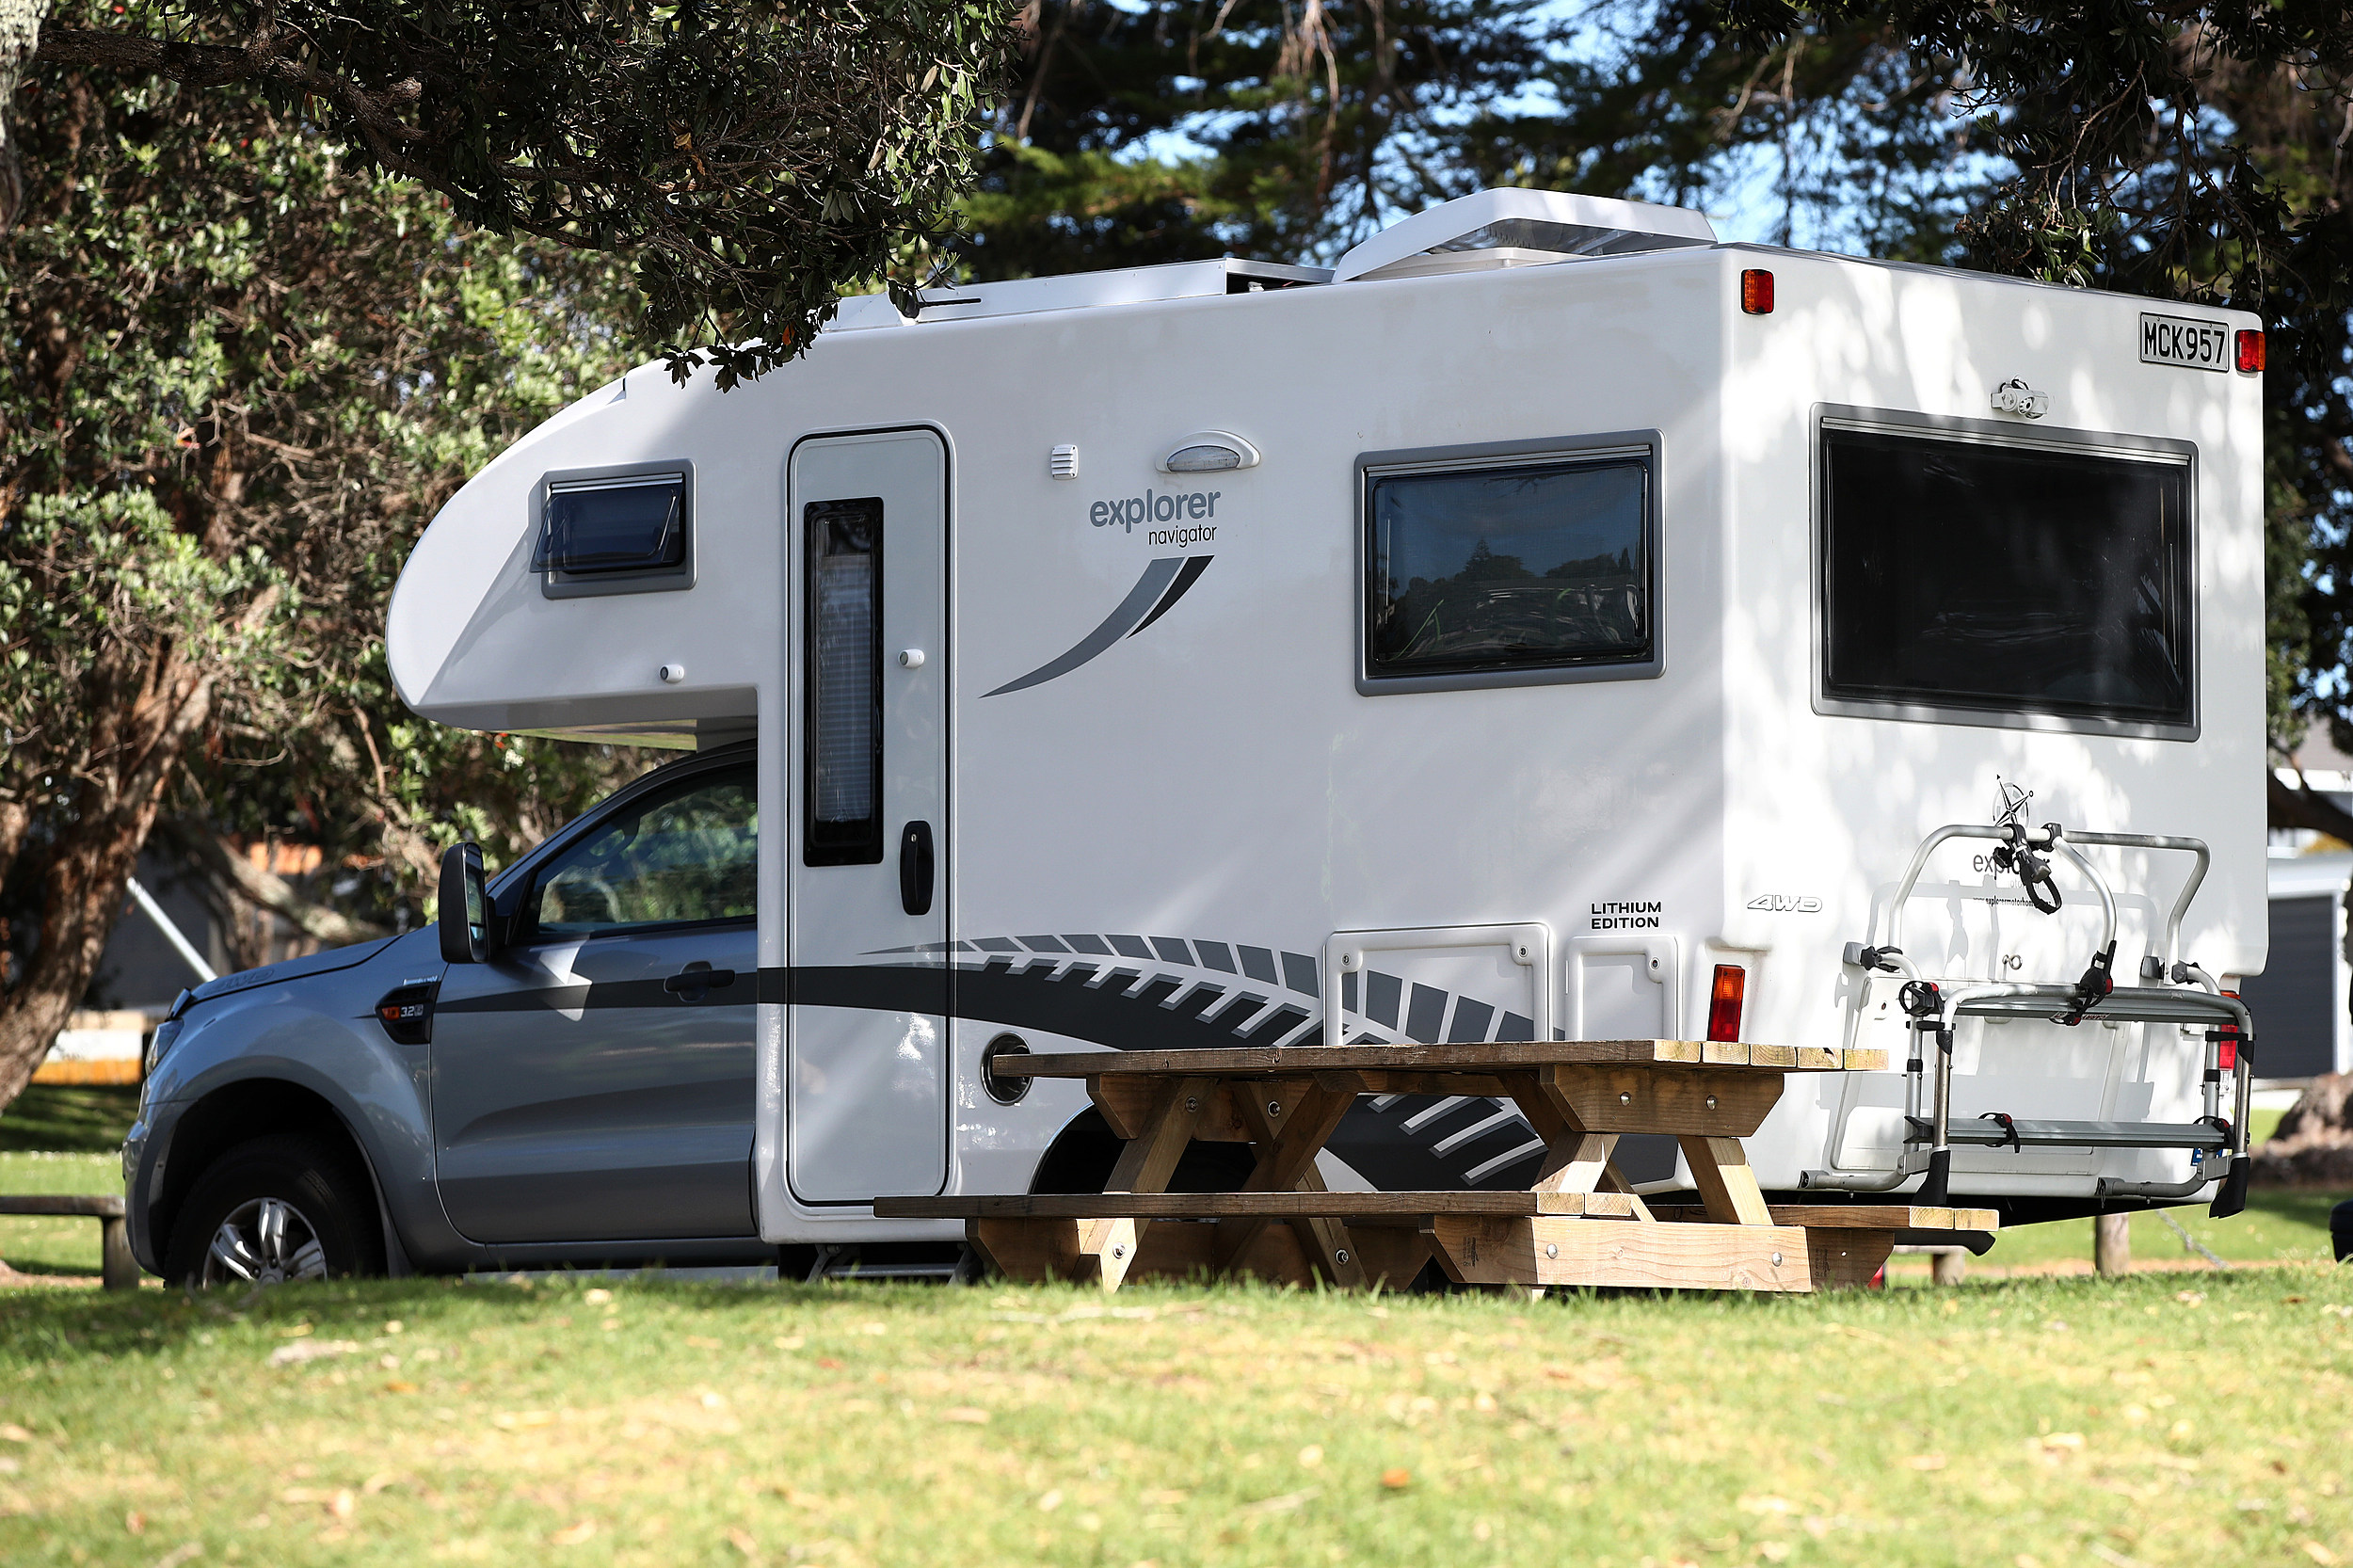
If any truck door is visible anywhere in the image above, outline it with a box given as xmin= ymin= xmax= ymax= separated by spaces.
xmin=430 ymin=754 xmax=760 ymax=1243
xmin=785 ymin=429 xmax=951 ymax=1203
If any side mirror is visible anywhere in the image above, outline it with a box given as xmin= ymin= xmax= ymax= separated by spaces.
xmin=438 ymin=842 xmax=490 ymax=964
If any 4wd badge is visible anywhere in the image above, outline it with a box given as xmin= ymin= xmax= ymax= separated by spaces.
xmin=1747 ymin=894 xmax=1822 ymax=914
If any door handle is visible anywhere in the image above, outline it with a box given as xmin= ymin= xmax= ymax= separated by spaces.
xmin=900 ymin=820 xmax=936 ymax=917
xmin=664 ymin=965 xmax=738 ymax=999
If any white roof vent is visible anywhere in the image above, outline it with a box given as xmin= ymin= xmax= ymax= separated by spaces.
xmin=1332 ymin=188 xmax=1716 ymax=284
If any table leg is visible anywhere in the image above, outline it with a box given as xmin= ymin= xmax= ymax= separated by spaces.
xmin=1677 ymin=1135 xmax=1774 ymax=1226
xmin=1503 ymin=1075 xmax=1654 ymax=1218
xmin=1213 ymin=1082 xmax=1359 ymax=1279
xmin=1082 ymin=1074 xmax=1216 ymax=1290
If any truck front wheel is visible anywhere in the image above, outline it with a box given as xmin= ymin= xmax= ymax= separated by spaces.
xmin=165 ymin=1134 xmax=387 ymax=1288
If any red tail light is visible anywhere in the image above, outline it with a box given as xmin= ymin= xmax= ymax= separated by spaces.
xmin=2235 ymin=329 xmax=2265 ymax=373
xmin=1739 ymin=269 xmax=1774 ymax=315
xmin=1707 ymin=965 xmax=1747 ymax=1043
xmin=2217 ymin=988 xmax=2241 ymax=1070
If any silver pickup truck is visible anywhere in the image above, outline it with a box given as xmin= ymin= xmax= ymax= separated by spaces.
xmin=123 ymin=742 xmax=792 ymax=1286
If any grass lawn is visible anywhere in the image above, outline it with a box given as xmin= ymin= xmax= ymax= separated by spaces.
xmin=0 ymin=1154 xmax=123 ymax=1280
xmin=0 ymin=1268 xmax=2347 ymax=1567
xmin=0 ymin=1086 xmax=139 ymax=1155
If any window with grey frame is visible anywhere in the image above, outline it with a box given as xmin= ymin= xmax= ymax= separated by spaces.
xmin=804 ymin=498 xmax=885 ymax=866
xmin=535 ymin=472 xmax=688 ymax=580
xmin=1365 ymin=454 xmax=1654 ymax=681
xmin=1818 ymin=424 xmax=2194 ymax=731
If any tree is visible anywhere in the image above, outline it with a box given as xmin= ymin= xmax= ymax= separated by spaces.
xmin=959 ymin=0 xmax=1555 ymax=280
xmin=0 ymin=1 xmax=1027 ymax=1118
xmin=0 ymin=56 xmax=658 ymax=1109
xmin=10 ymin=2 xmax=1019 ymax=383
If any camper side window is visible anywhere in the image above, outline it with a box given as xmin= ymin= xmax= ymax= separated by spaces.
xmin=805 ymin=498 xmax=885 ymax=866
xmin=1818 ymin=423 xmax=2194 ymax=733
xmin=1364 ymin=454 xmax=1653 ymax=684
xmin=530 ymin=767 xmax=758 ymax=939
xmin=535 ymin=473 xmax=688 ymax=576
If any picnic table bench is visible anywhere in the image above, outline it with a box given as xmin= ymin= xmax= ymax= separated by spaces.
xmin=0 ymin=1192 xmax=139 ymax=1289
xmin=875 ymin=1039 xmax=1995 ymax=1293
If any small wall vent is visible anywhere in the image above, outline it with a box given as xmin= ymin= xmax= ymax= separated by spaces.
xmin=1049 ymin=444 xmax=1080 ymax=480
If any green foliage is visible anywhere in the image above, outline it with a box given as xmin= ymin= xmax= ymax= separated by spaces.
xmin=958 ymin=1 xmax=1557 ymax=280
xmin=0 ymin=48 xmax=653 ymax=976
xmin=32 ymin=1 xmax=1025 ymax=386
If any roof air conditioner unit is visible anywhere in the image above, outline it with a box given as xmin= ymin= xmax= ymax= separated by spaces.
xmin=1332 ymin=188 xmax=1716 ymax=284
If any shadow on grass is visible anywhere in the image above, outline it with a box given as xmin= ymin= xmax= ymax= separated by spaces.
xmin=0 ymin=1264 xmax=2336 ymax=1369
xmin=0 ymin=1084 xmax=140 ymax=1153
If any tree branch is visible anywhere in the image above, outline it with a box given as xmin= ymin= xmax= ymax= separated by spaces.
xmin=2267 ymin=767 xmax=2353 ymax=845
xmin=183 ymin=826 xmax=389 ymax=948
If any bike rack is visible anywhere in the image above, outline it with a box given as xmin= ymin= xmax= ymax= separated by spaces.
xmin=1801 ymin=818 xmax=2253 ymax=1218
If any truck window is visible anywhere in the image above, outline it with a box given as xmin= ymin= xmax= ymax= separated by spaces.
xmin=1819 ymin=423 xmax=2193 ymax=731
xmin=1364 ymin=455 xmax=1652 ymax=682
xmin=533 ymin=767 xmax=758 ymax=938
xmin=805 ymin=498 xmax=885 ymax=866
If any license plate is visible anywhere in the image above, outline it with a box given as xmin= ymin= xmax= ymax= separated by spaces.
xmin=2139 ymin=312 xmax=2231 ymax=373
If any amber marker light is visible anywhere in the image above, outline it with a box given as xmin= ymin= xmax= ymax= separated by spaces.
xmin=1739 ymin=268 xmax=1775 ymax=314
xmin=1706 ymin=964 xmax=1747 ymax=1044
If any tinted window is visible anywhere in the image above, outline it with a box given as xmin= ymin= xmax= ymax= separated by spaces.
xmin=1821 ymin=426 xmax=2192 ymax=728
xmin=533 ymin=768 xmax=757 ymax=937
xmin=536 ymin=475 xmax=686 ymax=575
xmin=805 ymin=498 xmax=884 ymax=865
xmin=1367 ymin=457 xmax=1650 ymax=680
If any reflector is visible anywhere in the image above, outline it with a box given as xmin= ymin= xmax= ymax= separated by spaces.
xmin=1739 ymin=269 xmax=1774 ymax=315
xmin=2235 ymin=329 xmax=2265 ymax=373
xmin=1707 ymin=964 xmax=1747 ymax=1043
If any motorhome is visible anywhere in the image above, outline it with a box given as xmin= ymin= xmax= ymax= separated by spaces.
xmin=123 ymin=189 xmax=2265 ymax=1285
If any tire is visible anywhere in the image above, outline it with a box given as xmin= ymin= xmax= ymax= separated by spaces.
xmin=165 ymin=1134 xmax=387 ymax=1288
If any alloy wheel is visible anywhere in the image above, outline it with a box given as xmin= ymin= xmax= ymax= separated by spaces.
xmin=201 ymin=1196 xmax=328 ymax=1287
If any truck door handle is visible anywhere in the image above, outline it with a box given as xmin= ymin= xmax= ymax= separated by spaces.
xmin=900 ymin=820 xmax=935 ymax=917
xmin=663 ymin=965 xmax=737 ymax=999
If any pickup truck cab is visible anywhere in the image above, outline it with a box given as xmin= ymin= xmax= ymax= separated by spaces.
xmin=124 ymin=742 xmax=776 ymax=1283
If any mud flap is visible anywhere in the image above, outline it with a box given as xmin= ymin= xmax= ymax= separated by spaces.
xmin=2207 ymin=1154 xmax=2249 ymax=1220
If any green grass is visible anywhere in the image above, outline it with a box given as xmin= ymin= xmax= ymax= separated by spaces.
xmin=0 ymin=1154 xmax=121 ymax=1279
xmin=1 ymin=1270 xmax=2349 ymax=1566
xmin=1902 ymin=1190 xmax=2351 ymax=1279
xmin=0 ymin=1085 xmax=139 ymax=1154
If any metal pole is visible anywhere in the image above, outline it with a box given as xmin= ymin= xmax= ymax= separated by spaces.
xmin=125 ymin=875 xmax=217 ymax=984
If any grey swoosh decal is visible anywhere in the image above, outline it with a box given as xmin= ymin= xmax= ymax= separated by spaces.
xmin=983 ymin=556 xmax=1186 ymax=697
xmin=1128 ymin=554 xmax=1214 ymax=638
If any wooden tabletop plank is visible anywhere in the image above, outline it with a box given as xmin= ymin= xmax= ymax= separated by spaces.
xmin=873 ymin=1191 xmax=1637 ymax=1221
xmin=993 ymin=1041 xmax=1885 ymax=1079
xmin=1650 ymin=1203 xmax=1999 ymax=1232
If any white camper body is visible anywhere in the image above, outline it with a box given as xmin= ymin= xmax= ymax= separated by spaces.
xmin=389 ymin=190 xmax=2268 ymax=1241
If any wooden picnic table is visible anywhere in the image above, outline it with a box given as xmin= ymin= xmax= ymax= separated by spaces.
xmin=875 ymin=1039 xmax=1995 ymax=1294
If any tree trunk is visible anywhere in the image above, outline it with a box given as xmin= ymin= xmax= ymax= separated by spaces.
xmin=0 ymin=0 xmax=46 ymax=229
xmin=0 ymin=641 xmax=211 ymax=1112
xmin=2267 ymin=768 xmax=2353 ymax=844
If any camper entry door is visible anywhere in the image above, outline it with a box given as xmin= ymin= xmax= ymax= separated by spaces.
xmin=784 ymin=429 xmax=952 ymax=1203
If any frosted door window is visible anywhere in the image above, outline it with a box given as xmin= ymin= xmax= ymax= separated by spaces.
xmin=805 ymin=498 xmax=885 ymax=865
